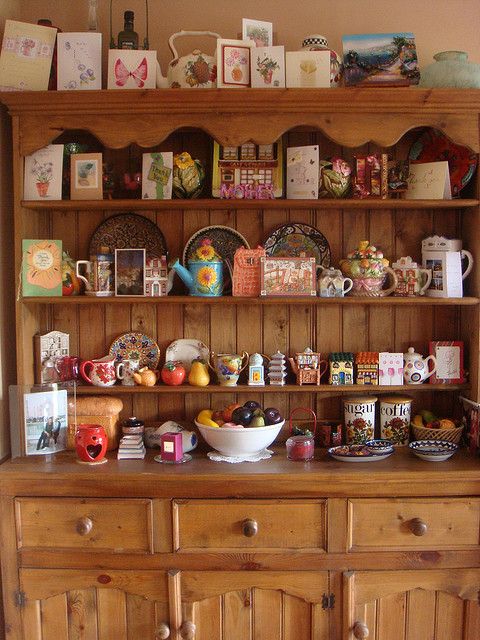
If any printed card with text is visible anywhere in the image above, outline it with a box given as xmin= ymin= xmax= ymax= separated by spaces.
xmin=142 ymin=152 xmax=173 ymax=199
xmin=406 ymin=161 xmax=452 ymax=199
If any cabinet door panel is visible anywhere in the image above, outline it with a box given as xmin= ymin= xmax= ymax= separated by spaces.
xmin=97 ymin=589 xmax=127 ymax=639
xmin=67 ymin=588 xmax=98 ymax=639
xmin=435 ymin=591 xmax=464 ymax=640
xmin=41 ymin=593 xmax=69 ymax=638
xmin=223 ymin=590 xmax=251 ymax=640
xmin=405 ymin=589 xmax=436 ymax=640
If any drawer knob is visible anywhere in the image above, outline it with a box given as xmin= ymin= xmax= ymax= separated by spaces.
xmin=76 ymin=516 xmax=93 ymax=536
xmin=180 ymin=621 xmax=196 ymax=639
xmin=353 ymin=621 xmax=369 ymax=638
xmin=408 ymin=517 xmax=428 ymax=536
xmin=242 ymin=519 xmax=258 ymax=537
xmin=155 ymin=622 xmax=170 ymax=639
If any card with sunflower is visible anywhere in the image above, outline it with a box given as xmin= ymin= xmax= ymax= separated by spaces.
xmin=22 ymin=239 xmax=62 ymax=297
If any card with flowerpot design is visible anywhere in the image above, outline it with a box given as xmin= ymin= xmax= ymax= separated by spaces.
xmin=250 ymin=46 xmax=285 ymax=88
xmin=24 ymin=144 xmax=64 ymax=201
xmin=242 ymin=19 xmax=273 ymax=47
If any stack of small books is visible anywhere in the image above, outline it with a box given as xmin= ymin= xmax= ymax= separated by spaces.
xmin=117 ymin=434 xmax=146 ymax=459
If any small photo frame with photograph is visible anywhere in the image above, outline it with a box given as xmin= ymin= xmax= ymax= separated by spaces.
xmin=260 ymin=256 xmax=317 ymax=296
xmin=115 ymin=248 xmax=146 ymax=296
xmin=242 ymin=18 xmax=273 ymax=47
xmin=217 ymin=39 xmax=253 ymax=88
xmin=428 ymin=340 xmax=465 ymax=384
xmin=70 ymin=152 xmax=103 ymax=200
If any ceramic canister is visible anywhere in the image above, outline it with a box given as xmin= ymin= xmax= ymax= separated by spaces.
xmin=343 ymin=396 xmax=377 ymax=444
xmin=380 ymin=395 xmax=413 ymax=446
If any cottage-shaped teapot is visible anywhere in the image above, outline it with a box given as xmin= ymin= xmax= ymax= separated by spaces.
xmin=156 ymin=30 xmax=221 ymax=88
xmin=403 ymin=347 xmax=437 ymax=384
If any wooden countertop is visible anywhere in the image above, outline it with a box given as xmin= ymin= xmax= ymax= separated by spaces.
xmin=0 ymin=447 xmax=478 ymax=498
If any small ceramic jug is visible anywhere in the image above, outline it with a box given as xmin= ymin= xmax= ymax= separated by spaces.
xmin=209 ymin=351 xmax=249 ymax=386
xmin=80 ymin=356 xmax=118 ymax=387
xmin=317 ymin=267 xmax=353 ymax=297
xmin=392 ymin=256 xmax=432 ymax=296
xmin=403 ymin=347 xmax=437 ymax=384
xmin=115 ymin=358 xmax=140 ymax=386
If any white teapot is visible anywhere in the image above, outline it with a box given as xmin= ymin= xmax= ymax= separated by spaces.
xmin=156 ymin=30 xmax=221 ymax=88
xmin=403 ymin=347 xmax=437 ymax=384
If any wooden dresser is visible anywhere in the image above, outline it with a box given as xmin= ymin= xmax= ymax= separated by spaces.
xmin=1 ymin=88 xmax=480 ymax=638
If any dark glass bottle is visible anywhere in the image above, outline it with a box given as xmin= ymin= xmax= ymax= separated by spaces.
xmin=117 ymin=10 xmax=138 ymax=50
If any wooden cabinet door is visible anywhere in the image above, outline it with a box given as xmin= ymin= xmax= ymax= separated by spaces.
xmin=19 ymin=569 xmax=170 ymax=640
xmin=344 ymin=569 xmax=480 ymax=640
xmin=174 ymin=570 xmax=332 ymax=640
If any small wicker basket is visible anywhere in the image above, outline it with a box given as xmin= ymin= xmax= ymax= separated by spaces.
xmin=411 ymin=423 xmax=464 ymax=444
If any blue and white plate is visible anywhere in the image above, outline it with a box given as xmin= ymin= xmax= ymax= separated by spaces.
xmin=328 ymin=444 xmax=394 ymax=463
xmin=409 ymin=440 xmax=458 ymax=462
xmin=365 ymin=439 xmax=394 ymax=453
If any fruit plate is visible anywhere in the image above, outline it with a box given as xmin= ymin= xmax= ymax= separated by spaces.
xmin=328 ymin=444 xmax=394 ymax=462
xmin=195 ymin=420 xmax=284 ymax=458
xmin=109 ymin=332 xmax=160 ymax=369
xmin=409 ymin=440 xmax=459 ymax=462
xmin=165 ymin=338 xmax=209 ymax=373
xmin=263 ymin=222 xmax=331 ymax=268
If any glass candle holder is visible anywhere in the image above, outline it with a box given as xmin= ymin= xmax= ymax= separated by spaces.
xmin=286 ymin=434 xmax=315 ymax=461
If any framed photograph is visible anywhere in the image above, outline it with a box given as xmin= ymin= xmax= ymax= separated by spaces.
xmin=342 ymin=32 xmax=420 ymax=87
xmin=70 ymin=152 xmax=103 ymax=200
xmin=115 ymin=248 xmax=146 ymax=296
xmin=22 ymin=388 xmax=68 ymax=456
xmin=242 ymin=18 xmax=273 ymax=47
xmin=285 ymin=51 xmax=331 ymax=88
xmin=429 ymin=340 xmax=465 ymax=384
xmin=217 ymin=39 xmax=253 ymax=88
xmin=260 ymin=256 xmax=316 ymax=296
xmin=24 ymin=144 xmax=64 ymax=200
xmin=251 ymin=45 xmax=285 ymax=88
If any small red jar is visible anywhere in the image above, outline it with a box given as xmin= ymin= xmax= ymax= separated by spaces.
xmin=286 ymin=407 xmax=317 ymax=461
xmin=75 ymin=424 xmax=108 ymax=464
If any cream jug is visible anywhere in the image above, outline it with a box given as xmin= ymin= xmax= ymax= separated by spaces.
xmin=422 ymin=236 xmax=473 ymax=297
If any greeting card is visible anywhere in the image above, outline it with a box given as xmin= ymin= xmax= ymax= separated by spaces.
xmin=251 ymin=46 xmax=285 ymax=88
xmin=23 ymin=144 xmax=64 ymax=201
xmin=107 ymin=50 xmax=157 ymax=89
xmin=217 ymin=39 xmax=253 ymax=88
xmin=429 ymin=341 xmax=465 ymax=384
xmin=242 ymin=19 xmax=273 ymax=47
xmin=285 ymin=51 xmax=330 ymax=88
xmin=405 ymin=161 xmax=452 ymax=199
xmin=0 ymin=20 xmax=57 ymax=91
xmin=57 ymin=32 xmax=102 ymax=90
xmin=378 ymin=352 xmax=404 ymax=385
xmin=286 ymin=145 xmax=319 ymax=199
xmin=142 ymin=152 xmax=173 ymax=199
xmin=22 ymin=239 xmax=63 ymax=297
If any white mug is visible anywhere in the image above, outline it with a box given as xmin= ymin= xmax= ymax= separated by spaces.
xmin=115 ymin=359 xmax=140 ymax=386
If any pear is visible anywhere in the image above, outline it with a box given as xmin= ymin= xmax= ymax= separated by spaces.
xmin=250 ymin=414 xmax=266 ymax=427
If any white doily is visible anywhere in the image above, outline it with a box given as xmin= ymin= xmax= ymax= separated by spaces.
xmin=207 ymin=448 xmax=273 ymax=463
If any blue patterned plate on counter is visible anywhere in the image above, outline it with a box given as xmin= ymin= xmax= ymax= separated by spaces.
xmin=328 ymin=444 xmax=394 ymax=462
xmin=409 ymin=440 xmax=458 ymax=462
xmin=109 ymin=332 xmax=160 ymax=369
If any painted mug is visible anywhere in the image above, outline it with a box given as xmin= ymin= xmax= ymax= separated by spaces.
xmin=115 ymin=358 xmax=140 ymax=386
xmin=80 ymin=356 xmax=117 ymax=387
xmin=209 ymin=351 xmax=249 ymax=386
xmin=75 ymin=423 xmax=108 ymax=464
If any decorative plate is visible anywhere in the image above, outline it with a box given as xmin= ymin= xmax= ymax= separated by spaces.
xmin=365 ymin=439 xmax=394 ymax=453
xmin=109 ymin=332 xmax=160 ymax=369
xmin=89 ymin=213 xmax=167 ymax=258
xmin=409 ymin=440 xmax=458 ymax=462
xmin=328 ymin=444 xmax=394 ymax=462
xmin=263 ymin=222 xmax=331 ymax=267
xmin=182 ymin=225 xmax=250 ymax=292
xmin=165 ymin=338 xmax=210 ymax=373
xmin=408 ymin=130 xmax=477 ymax=197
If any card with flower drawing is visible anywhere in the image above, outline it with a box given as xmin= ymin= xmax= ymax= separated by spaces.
xmin=57 ymin=32 xmax=102 ymax=90
xmin=217 ymin=39 xmax=253 ymax=88
xmin=22 ymin=239 xmax=63 ymax=297
xmin=23 ymin=144 xmax=64 ymax=200
xmin=250 ymin=46 xmax=285 ymax=88
xmin=242 ymin=19 xmax=273 ymax=47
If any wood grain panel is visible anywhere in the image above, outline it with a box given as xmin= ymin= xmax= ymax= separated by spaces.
xmin=377 ymin=591 xmax=406 ymax=640
xmin=126 ymin=593 xmax=155 ymax=640
xmin=194 ymin=596 xmax=221 ymax=640
xmin=283 ymin=593 xmax=311 ymax=640
xmin=21 ymin=601 xmax=41 ymax=640
xmin=435 ymin=591 xmax=464 ymax=640
xmin=253 ymin=589 xmax=282 ymax=640
xmin=67 ymin=589 xmax=98 ymax=640
xmin=405 ymin=588 xmax=435 ymax=640
xmin=223 ymin=590 xmax=252 ymax=640
xmin=97 ymin=589 xmax=127 ymax=640
xmin=40 ymin=593 xmax=68 ymax=638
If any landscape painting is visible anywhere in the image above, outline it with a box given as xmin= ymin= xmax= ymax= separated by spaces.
xmin=342 ymin=33 xmax=420 ymax=87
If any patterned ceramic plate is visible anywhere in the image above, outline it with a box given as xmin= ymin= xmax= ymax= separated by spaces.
xmin=409 ymin=440 xmax=458 ymax=462
xmin=263 ymin=222 xmax=331 ymax=267
xmin=109 ymin=332 xmax=160 ymax=369
xmin=165 ymin=338 xmax=210 ymax=373
xmin=409 ymin=129 xmax=478 ymax=197
xmin=89 ymin=213 xmax=167 ymax=258
xmin=328 ymin=444 xmax=394 ymax=462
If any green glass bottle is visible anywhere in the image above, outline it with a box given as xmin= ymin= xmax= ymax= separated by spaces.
xmin=117 ymin=10 xmax=138 ymax=50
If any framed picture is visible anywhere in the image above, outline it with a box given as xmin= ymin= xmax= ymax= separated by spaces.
xmin=70 ymin=152 xmax=103 ymax=200
xmin=260 ymin=256 xmax=316 ymax=296
xmin=429 ymin=340 xmax=465 ymax=384
xmin=251 ymin=45 xmax=285 ymax=88
xmin=115 ymin=248 xmax=146 ymax=296
xmin=242 ymin=18 xmax=273 ymax=47
xmin=217 ymin=39 xmax=253 ymax=88
xmin=22 ymin=388 xmax=68 ymax=456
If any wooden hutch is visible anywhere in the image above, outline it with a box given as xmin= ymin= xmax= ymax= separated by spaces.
xmin=0 ymin=88 xmax=479 ymax=639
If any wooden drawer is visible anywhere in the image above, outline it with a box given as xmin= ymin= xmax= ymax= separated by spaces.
xmin=173 ymin=499 xmax=326 ymax=551
xmin=348 ymin=498 xmax=480 ymax=551
xmin=15 ymin=498 xmax=155 ymax=553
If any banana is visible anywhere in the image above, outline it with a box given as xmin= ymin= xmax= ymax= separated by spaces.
xmin=196 ymin=409 xmax=220 ymax=428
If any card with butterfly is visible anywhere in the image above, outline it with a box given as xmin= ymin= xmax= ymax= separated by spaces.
xmin=107 ymin=50 xmax=157 ymax=89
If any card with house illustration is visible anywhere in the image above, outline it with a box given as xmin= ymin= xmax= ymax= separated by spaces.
xmin=107 ymin=49 xmax=157 ymax=89
xmin=285 ymin=50 xmax=330 ymax=87
xmin=24 ymin=144 xmax=64 ymax=201
xmin=251 ymin=45 xmax=285 ymax=88
xmin=22 ymin=239 xmax=63 ymax=297
xmin=57 ymin=32 xmax=102 ymax=90
xmin=0 ymin=19 xmax=57 ymax=91
xmin=142 ymin=152 xmax=173 ymax=199
xmin=286 ymin=145 xmax=319 ymax=199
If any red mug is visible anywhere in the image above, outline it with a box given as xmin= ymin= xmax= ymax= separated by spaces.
xmin=75 ymin=424 xmax=108 ymax=464
xmin=54 ymin=355 xmax=80 ymax=382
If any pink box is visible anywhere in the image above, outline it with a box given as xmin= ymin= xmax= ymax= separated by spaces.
xmin=160 ymin=432 xmax=183 ymax=462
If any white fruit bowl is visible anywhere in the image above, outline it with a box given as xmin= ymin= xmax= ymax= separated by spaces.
xmin=195 ymin=420 xmax=284 ymax=458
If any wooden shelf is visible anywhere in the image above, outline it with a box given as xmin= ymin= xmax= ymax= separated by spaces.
xmin=21 ymin=198 xmax=480 ymax=211
xmin=74 ymin=383 xmax=469 ymax=395
xmin=22 ymin=295 xmax=480 ymax=306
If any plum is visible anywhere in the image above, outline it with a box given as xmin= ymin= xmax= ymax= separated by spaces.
xmin=264 ymin=407 xmax=283 ymax=425
xmin=244 ymin=400 xmax=261 ymax=411
xmin=232 ymin=406 xmax=253 ymax=426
